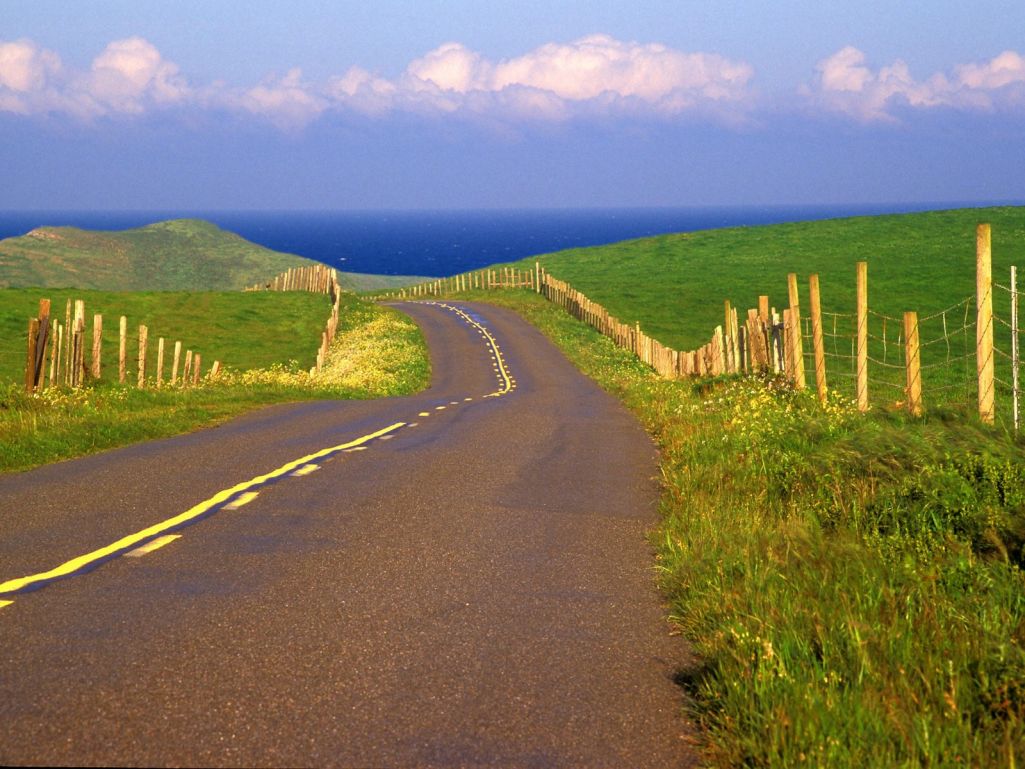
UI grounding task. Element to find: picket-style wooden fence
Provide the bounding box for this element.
[248,263,343,375]
[23,297,216,393]
[24,266,345,390]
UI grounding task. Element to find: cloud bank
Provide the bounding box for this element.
[1,35,1023,128]
[805,46,1025,121]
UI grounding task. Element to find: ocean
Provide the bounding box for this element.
[0,204,999,277]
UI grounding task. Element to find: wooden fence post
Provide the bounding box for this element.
[193,353,201,385]
[119,316,127,384]
[856,261,869,412]
[91,314,102,379]
[904,311,923,416]
[976,223,995,424]
[787,273,806,389]
[63,299,72,385]
[156,338,165,388]
[137,325,148,388]
[172,341,182,385]
[35,299,51,391]
[1012,265,1019,433]
[72,301,85,388]
[25,318,40,392]
[808,274,827,403]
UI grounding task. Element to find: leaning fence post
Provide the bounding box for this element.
[904,311,923,416]
[856,261,869,412]
[977,223,995,424]
[809,274,828,403]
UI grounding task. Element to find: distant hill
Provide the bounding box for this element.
[0,218,428,292]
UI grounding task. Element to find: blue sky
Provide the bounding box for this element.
[2,1,1024,209]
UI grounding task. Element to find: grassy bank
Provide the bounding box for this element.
[460,288,1024,767]
[0,298,429,474]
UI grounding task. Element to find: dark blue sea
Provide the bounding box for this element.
[0,205,1005,277]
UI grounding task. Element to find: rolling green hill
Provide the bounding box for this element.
[0,218,428,292]
[509,206,1025,352]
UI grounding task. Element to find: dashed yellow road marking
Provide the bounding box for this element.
[0,600,13,610]
[291,464,320,477]
[418,411,430,417]
[224,491,260,510]
[125,534,181,558]
[435,405,446,410]
[0,421,406,599]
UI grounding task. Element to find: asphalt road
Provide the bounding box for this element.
[0,300,695,768]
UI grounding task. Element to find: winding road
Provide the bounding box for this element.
[0,301,695,767]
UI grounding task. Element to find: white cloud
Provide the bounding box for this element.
[227,68,326,129]
[0,36,189,118]
[396,35,754,118]
[806,46,1025,121]
[0,39,65,114]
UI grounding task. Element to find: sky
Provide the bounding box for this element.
[1,0,1024,210]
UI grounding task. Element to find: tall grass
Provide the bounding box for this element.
[471,289,1025,768]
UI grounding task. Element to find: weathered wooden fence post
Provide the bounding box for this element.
[91,314,102,380]
[1012,265,1020,432]
[856,261,869,412]
[787,273,806,389]
[156,338,165,388]
[25,318,40,392]
[119,316,127,384]
[904,311,923,416]
[809,274,827,403]
[976,223,995,424]
[137,325,148,388]
[172,341,182,385]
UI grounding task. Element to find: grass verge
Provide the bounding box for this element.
[458,288,1025,768]
[0,300,429,474]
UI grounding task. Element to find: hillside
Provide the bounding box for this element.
[509,206,1025,351]
[0,218,428,293]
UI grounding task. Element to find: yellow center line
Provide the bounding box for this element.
[291,464,320,477]
[0,421,406,598]
[0,600,13,610]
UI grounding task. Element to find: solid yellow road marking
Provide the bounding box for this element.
[224,491,260,510]
[292,464,320,477]
[125,534,181,558]
[0,421,406,598]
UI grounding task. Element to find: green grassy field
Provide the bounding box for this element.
[511,207,1025,351]
[467,289,1025,768]
[396,206,1021,420]
[0,288,332,383]
[0,292,429,473]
